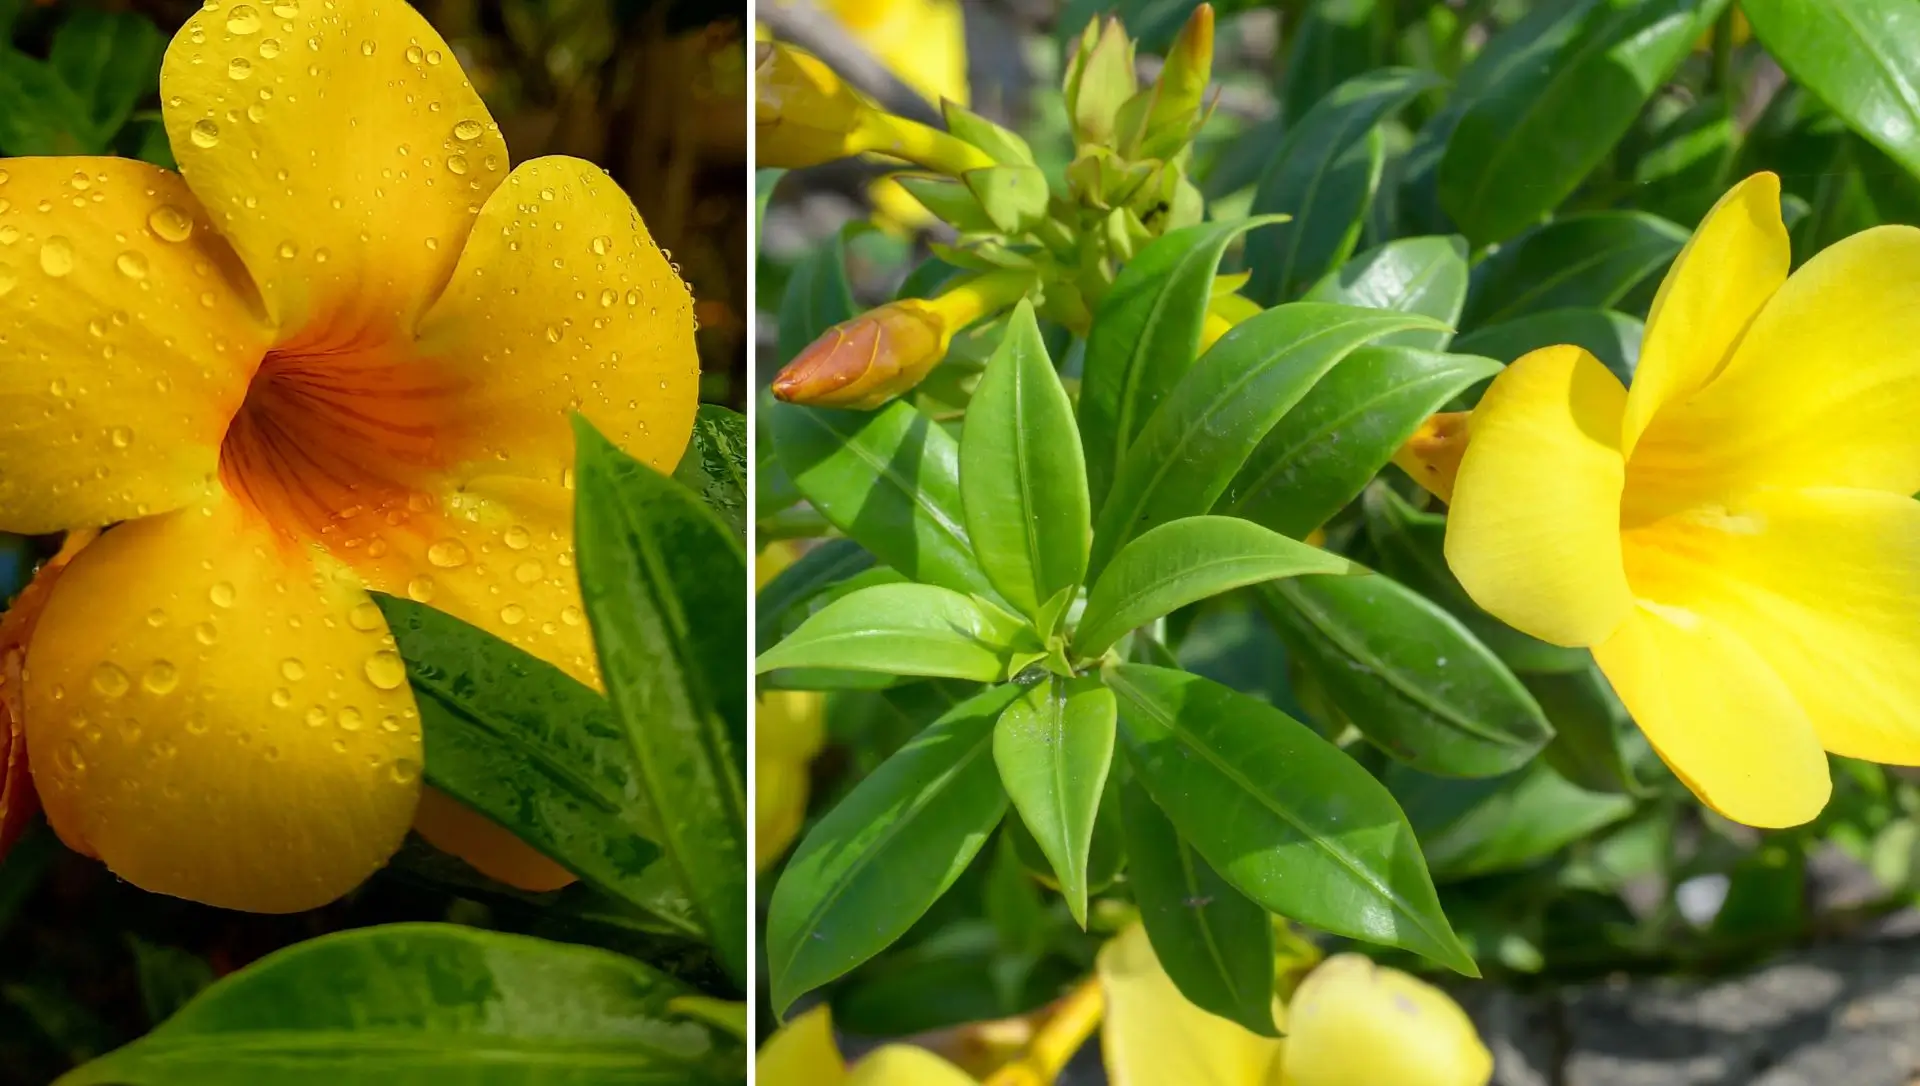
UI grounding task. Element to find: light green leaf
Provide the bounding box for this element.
[1463,212,1687,328]
[1302,235,1472,350]
[993,675,1116,928]
[963,166,1051,233]
[756,583,1034,682]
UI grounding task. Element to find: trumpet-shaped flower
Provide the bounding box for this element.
[0,0,697,911]
[1445,172,1920,828]
[756,41,992,175]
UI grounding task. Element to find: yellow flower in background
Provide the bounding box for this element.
[758,1005,978,1085]
[826,0,968,111]
[1098,923,1492,1086]
[0,0,697,911]
[1445,171,1920,828]
[755,540,825,870]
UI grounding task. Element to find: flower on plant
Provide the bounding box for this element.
[757,1004,978,1085]
[756,40,992,175]
[755,541,825,870]
[1439,171,1920,828]
[0,0,697,911]
[1099,923,1492,1086]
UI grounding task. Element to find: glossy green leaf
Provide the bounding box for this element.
[1438,0,1726,246]
[1220,347,1501,538]
[756,583,1033,682]
[769,399,996,600]
[1404,765,1635,880]
[573,421,747,986]
[1302,235,1471,350]
[1107,663,1475,975]
[1262,571,1555,779]
[1074,516,1352,658]
[1528,663,1644,795]
[960,301,1091,622]
[1118,774,1277,1038]
[1463,212,1688,328]
[49,9,163,143]
[776,224,857,366]
[767,684,1022,1014]
[376,596,694,939]
[754,538,875,653]
[1248,68,1444,303]
[1743,0,1920,185]
[993,675,1116,928]
[1088,303,1444,579]
[61,925,742,1085]
[1451,308,1644,387]
[1080,218,1277,513]
[672,405,747,542]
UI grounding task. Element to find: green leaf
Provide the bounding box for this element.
[757,583,1034,682]
[1080,218,1278,512]
[1633,95,1738,226]
[672,405,747,541]
[61,925,742,1085]
[960,301,1091,623]
[945,101,1038,167]
[573,421,747,986]
[1248,68,1444,303]
[1398,764,1635,880]
[126,937,214,1027]
[1451,308,1644,387]
[895,177,997,233]
[1278,0,1388,119]
[754,539,875,652]
[374,595,695,938]
[1118,774,1277,1038]
[1438,0,1727,247]
[767,684,1021,1015]
[1302,235,1472,350]
[770,400,997,600]
[993,675,1116,928]
[1088,303,1444,580]
[1220,347,1500,538]
[1107,663,1475,975]
[1463,212,1688,328]
[0,52,92,156]
[1528,663,1644,795]
[776,225,858,366]
[1742,0,1920,185]
[1074,516,1352,658]
[49,9,163,143]
[1263,572,1554,778]
[963,166,1052,233]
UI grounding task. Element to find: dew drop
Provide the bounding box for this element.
[305,705,329,727]
[209,581,236,608]
[364,651,405,690]
[391,757,421,784]
[426,539,469,568]
[149,205,194,242]
[91,662,130,698]
[338,706,365,731]
[453,118,483,140]
[39,236,73,277]
[278,240,298,260]
[561,605,583,626]
[229,57,253,79]
[146,608,168,627]
[259,37,282,58]
[143,661,180,695]
[280,657,305,681]
[406,575,435,602]
[348,601,383,631]
[404,44,423,63]
[190,119,221,148]
[502,524,531,550]
[271,686,293,708]
[499,603,526,626]
[359,39,376,56]
[590,234,612,256]
[195,621,219,645]
[116,251,149,279]
[446,154,469,176]
[109,426,132,449]
[226,5,261,33]
[545,325,562,344]
[514,560,544,584]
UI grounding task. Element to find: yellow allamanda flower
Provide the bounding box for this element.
[757,1004,978,1085]
[1442,172,1920,828]
[755,540,825,870]
[0,0,696,911]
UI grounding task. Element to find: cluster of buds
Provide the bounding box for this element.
[759,6,1220,410]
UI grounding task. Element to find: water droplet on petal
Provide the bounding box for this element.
[404,44,423,63]
[195,621,219,645]
[453,118,483,140]
[190,119,221,148]
[226,5,261,33]
[499,604,526,626]
[116,251,149,279]
[364,651,406,690]
[143,661,180,695]
[259,37,282,58]
[514,560,544,584]
[39,236,72,277]
[590,235,611,256]
[446,154,468,176]
[426,539,469,568]
[209,581,236,608]
[561,605,583,626]
[360,39,377,56]
[150,206,194,242]
[502,525,531,550]
[146,608,168,627]
[280,658,305,681]
[278,240,298,260]
[92,662,130,698]
[406,575,435,602]
[229,57,253,79]
[349,601,383,631]
[271,686,293,708]
[338,706,365,730]
[109,426,132,449]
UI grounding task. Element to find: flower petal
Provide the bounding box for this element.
[1444,345,1633,647]
[23,493,421,912]
[1097,923,1286,1086]
[1623,488,1920,765]
[414,156,698,487]
[159,0,510,338]
[412,787,574,891]
[1630,224,1920,518]
[1280,954,1492,1086]
[756,1005,849,1086]
[1621,172,1788,452]
[1591,602,1829,828]
[0,158,269,533]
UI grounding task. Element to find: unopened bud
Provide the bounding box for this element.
[1141,4,1214,160]
[757,42,995,175]
[1066,18,1137,148]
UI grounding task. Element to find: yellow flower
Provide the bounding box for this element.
[771,270,1032,409]
[1098,924,1492,1086]
[0,0,697,912]
[758,1005,978,1085]
[1444,171,1920,828]
[825,0,968,110]
[756,41,991,175]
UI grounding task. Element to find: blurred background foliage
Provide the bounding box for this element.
[755,0,1920,1062]
[0,0,744,1080]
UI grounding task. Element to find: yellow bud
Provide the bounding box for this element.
[1141,3,1214,160]
[773,271,1031,409]
[1279,955,1493,1086]
[756,41,997,174]
[754,688,825,870]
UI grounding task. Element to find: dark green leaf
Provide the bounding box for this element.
[1278,0,1389,119]
[960,301,1091,622]
[1463,212,1688,328]
[49,10,163,142]
[1080,218,1275,512]
[993,675,1116,927]
[1248,68,1445,303]
[1451,308,1644,386]
[573,421,747,986]
[1528,663,1644,795]
[1407,765,1635,880]
[1220,347,1500,537]
[1262,572,1555,778]
[1632,95,1738,226]
[1302,235,1472,350]
[62,925,742,1085]
[126,938,214,1027]
[1089,303,1444,579]
[767,684,1021,1014]
[1118,774,1277,1037]
[1108,663,1475,974]
[374,596,693,939]
[1074,515,1352,658]
[1438,0,1726,246]
[756,583,1033,682]
[672,405,747,541]
[754,539,875,653]
[776,225,857,367]
[1743,0,1920,185]
[770,400,997,601]
[0,52,92,156]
